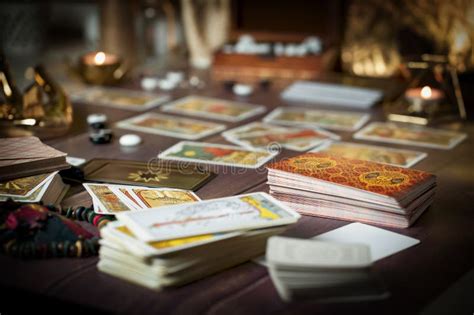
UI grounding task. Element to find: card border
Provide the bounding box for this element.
[224,125,340,152]
[71,87,170,111]
[160,95,267,122]
[158,141,279,169]
[115,112,227,140]
[353,122,468,150]
[263,107,370,132]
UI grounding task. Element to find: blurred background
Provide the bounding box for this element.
[1,0,473,112]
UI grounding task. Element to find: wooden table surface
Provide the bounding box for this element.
[1,73,473,315]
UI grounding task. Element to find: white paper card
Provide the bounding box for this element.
[313,223,420,262]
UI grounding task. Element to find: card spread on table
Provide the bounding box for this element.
[223,122,340,152]
[84,183,200,214]
[158,141,279,168]
[115,112,226,140]
[0,172,54,197]
[70,87,169,111]
[310,141,427,168]
[263,107,370,131]
[353,122,467,149]
[313,223,420,262]
[116,192,301,242]
[82,159,214,191]
[267,152,435,202]
[160,95,266,122]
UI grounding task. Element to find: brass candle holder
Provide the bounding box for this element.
[0,55,73,139]
[78,51,126,85]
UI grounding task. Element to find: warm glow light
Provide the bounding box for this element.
[421,86,432,99]
[94,52,106,65]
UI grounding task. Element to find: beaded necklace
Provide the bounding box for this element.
[0,201,115,259]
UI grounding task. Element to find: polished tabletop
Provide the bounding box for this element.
[1,73,473,315]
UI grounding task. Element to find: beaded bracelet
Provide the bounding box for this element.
[45,204,116,229]
[1,202,116,259]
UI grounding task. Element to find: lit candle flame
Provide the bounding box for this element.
[421,86,432,99]
[94,52,106,65]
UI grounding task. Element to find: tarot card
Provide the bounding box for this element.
[160,95,266,122]
[226,127,340,152]
[158,141,279,169]
[0,172,55,197]
[310,141,427,168]
[353,122,467,149]
[101,221,240,257]
[112,187,144,210]
[115,112,226,140]
[113,186,200,209]
[83,183,133,214]
[116,192,301,242]
[82,159,214,191]
[0,173,55,202]
[263,107,370,131]
[222,122,290,139]
[71,87,169,111]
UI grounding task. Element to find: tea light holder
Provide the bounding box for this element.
[405,86,443,113]
[386,54,466,125]
[78,51,126,85]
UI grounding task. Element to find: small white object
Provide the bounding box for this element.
[157,79,176,91]
[285,44,297,57]
[304,36,322,54]
[274,43,285,56]
[166,71,184,84]
[119,134,142,147]
[66,156,86,167]
[233,84,253,96]
[295,45,308,56]
[87,113,107,125]
[141,77,159,91]
[238,34,255,45]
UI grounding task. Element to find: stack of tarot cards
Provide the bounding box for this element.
[98,192,300,290]
[267,236,386,302]
[0,172,69,205]
[0,136,69,181]
[267,152,437,228]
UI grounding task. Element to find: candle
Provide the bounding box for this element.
[405,86,443,112]
[79,51,124,85]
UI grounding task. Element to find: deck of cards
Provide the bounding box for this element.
[267,152,437,228]
[97,192,300,290]
[267,237,387,302]
[0,172,69,205]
